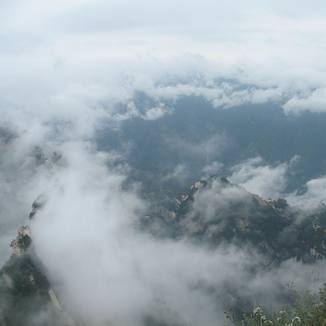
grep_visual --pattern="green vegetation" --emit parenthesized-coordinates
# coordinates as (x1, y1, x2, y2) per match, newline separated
(229, 285, 326, 326)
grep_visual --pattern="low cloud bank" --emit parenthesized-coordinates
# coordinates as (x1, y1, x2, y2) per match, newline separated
(29, 143, 325, 326)
(1, 95, 326, 324)
(229, 156, 326, 211)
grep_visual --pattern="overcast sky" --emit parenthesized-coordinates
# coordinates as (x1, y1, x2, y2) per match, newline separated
(1, 0, 326, 120)
(1, 1, 326, 65)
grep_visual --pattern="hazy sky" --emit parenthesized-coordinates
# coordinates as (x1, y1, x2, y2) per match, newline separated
(1, 0, 326, 120)
(2, 0, 326, 60)
(0, 1, 325, 66)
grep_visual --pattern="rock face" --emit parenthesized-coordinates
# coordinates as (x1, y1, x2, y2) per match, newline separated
(179, 177, 326, 263)
(0, 199, 75, 326)
(145, 176, 326, 264)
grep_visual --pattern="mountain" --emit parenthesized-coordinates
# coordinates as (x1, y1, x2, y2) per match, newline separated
(144, 176, 326, 264)
(1, 177, 325, 325)
(0, 198, 76, 326)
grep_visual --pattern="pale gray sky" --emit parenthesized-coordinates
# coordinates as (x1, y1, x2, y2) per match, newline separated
(0, 2, 325, 133)
(1, 0, 326, 63)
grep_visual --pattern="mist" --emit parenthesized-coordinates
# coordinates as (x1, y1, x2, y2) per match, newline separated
(1, 1, 326, 325)
(28, 142, 325, 326)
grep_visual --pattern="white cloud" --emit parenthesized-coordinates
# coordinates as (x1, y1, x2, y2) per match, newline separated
(202, 161, 224, 176)
(283, 88, 326, 114)
(29, 149, 325, 324)
(189, 178, 251, 223)
(166, 133, 228, 163)
(26, 141, 243, 325)
(228, 156, 326, 212)
(286, 175, 326, 211)
(226, 156, 326, 212)
(1, 0, 326, 117)
(230, 157, 291, 199)
(141, 106, 170, 120)
(164, 164, 189, 182)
